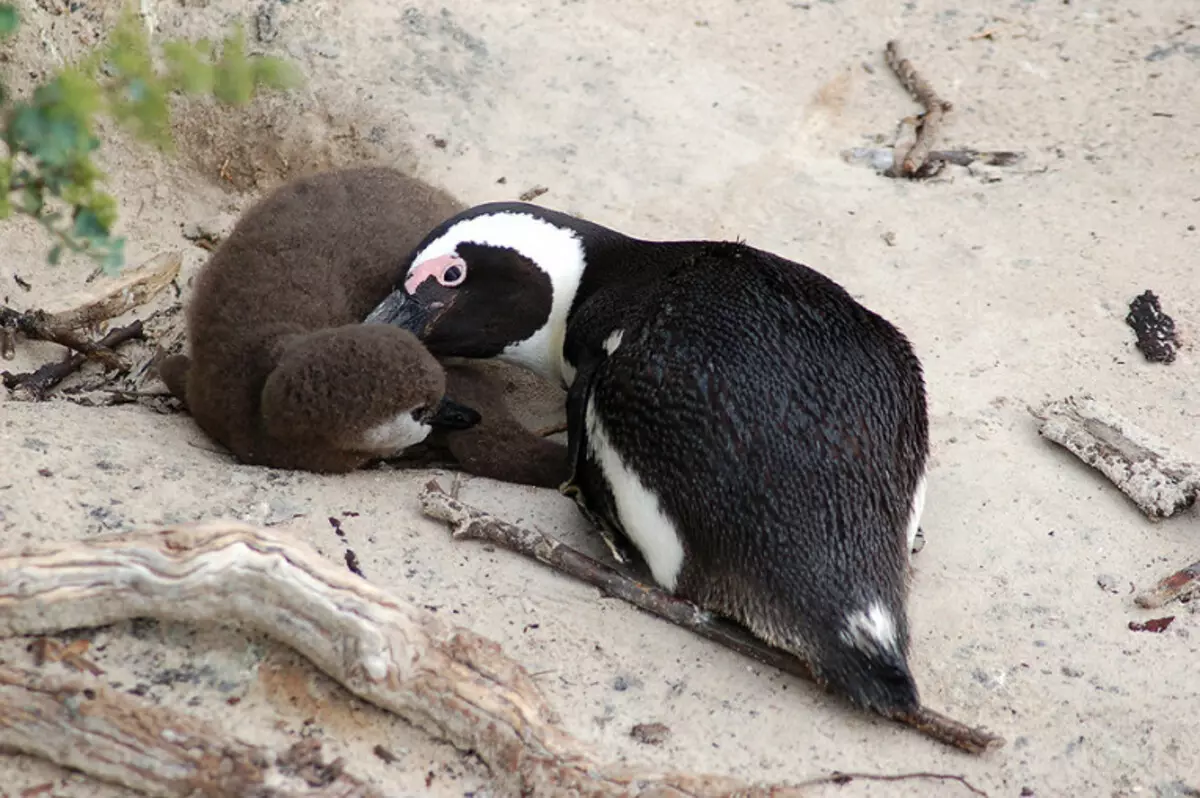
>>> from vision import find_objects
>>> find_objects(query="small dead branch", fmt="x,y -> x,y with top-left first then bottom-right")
1030,395 -> 1200,519
884,40 -> 953,178
795,770 -> 988,796
0,521 -> 834,796
2,320 -> 145,401
0,252 -> 179,365
1136,559 -> 1200,609
417,482 -> 1005,755
0,666 -> 382,798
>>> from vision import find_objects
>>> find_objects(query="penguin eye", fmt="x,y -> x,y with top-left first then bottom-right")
438,261 -> 466,287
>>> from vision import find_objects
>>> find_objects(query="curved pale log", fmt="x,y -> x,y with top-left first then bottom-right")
0,665 -> 380,798
0,521 -> 807,797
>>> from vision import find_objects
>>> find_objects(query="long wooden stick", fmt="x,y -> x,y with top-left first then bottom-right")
0,666 -> 382,798
0,521 -> 824,797
417,483 -> 1005,755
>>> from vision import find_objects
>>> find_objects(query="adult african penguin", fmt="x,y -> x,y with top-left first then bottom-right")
367,201 -> 930,717
161,169 -> 568,486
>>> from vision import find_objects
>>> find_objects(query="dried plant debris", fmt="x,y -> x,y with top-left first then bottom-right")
630,722 -> 671,746
1136,559 -> 1200,609
1030,395 -> 1200,519
1128,616 -> 1175,633
1126,290 -> 1180,364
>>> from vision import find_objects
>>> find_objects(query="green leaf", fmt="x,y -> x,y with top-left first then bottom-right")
73,206 -> 110,240
48,244 -> 63,266
0,4 -> 18,38
101,237 -> 126,275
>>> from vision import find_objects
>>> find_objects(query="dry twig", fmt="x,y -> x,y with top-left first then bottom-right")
1030,395 -> 1200,519
0,252 -> 178,365
417,482 -> 1005,755
0,521 -> 826,796
1135,559 -> 1200,609
2,320 -> 145,400
0,666 -> 382,798
884,40 -> 954,178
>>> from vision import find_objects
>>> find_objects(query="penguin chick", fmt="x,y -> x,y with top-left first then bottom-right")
162,166 -> 482,474
365,202 -> 930,717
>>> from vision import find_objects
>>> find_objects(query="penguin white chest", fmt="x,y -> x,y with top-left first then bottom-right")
584,395 -> 686,591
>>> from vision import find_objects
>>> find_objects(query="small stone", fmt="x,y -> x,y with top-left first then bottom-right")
1060,664 -> 1083,678
1096,573 -> 1122,594
255,2 -> 280,43
630,722 -> 671,745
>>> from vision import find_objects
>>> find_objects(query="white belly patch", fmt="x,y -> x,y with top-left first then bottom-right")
359,411 -> 430,455
585,396 -> 685,591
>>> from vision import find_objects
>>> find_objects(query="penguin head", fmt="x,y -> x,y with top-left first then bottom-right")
365,204 -> 588,385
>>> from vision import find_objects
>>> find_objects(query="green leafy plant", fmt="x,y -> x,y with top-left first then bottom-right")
0,3 -> 300,274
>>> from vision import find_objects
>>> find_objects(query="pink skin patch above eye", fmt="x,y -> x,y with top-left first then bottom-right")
405,254 -> 467,294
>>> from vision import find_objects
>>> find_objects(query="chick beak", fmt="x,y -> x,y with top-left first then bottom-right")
421,397 -> 481,430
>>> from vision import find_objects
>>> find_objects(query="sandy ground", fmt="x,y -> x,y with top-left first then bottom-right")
2,0 -> 1198,795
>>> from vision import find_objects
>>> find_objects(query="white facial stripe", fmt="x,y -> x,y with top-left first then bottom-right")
358,411 -> 430,455
410,211 -> 588,385
585,396 -> 685,591
905,473 -> 927,555
840,601 -> 900,656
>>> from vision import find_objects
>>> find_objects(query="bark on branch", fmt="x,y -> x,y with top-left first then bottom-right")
0,521 -> 841,797
0,666 -> 381,798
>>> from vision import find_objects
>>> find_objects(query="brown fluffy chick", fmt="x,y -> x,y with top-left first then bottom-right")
160,166 -> 566,482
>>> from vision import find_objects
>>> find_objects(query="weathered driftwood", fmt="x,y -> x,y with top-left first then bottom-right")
1136,559 -> 1200,609
418,483 -> 1005,755
47,251 -> 182,330
884,40 -> 953,178
0,665 -> 381,798
0,522 -> 830,797
1030,395 -> 1200,519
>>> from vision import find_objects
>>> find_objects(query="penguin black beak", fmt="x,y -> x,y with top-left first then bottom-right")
363,283 -> 455,338
421,396 -> 481,430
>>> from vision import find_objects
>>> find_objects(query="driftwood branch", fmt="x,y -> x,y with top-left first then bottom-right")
2,319 -> 145,400
0,666 -> 381,798
0,521 -> 848,797
1030,395 -> 1200,519
46,251 -> 182,330
884,40 -> 953,178
1136,559 -> 1200,609
417,483 -> 1005,755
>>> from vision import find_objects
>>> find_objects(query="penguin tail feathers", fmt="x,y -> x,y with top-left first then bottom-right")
814,601 -> 920,716
158,354 -> 191,406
